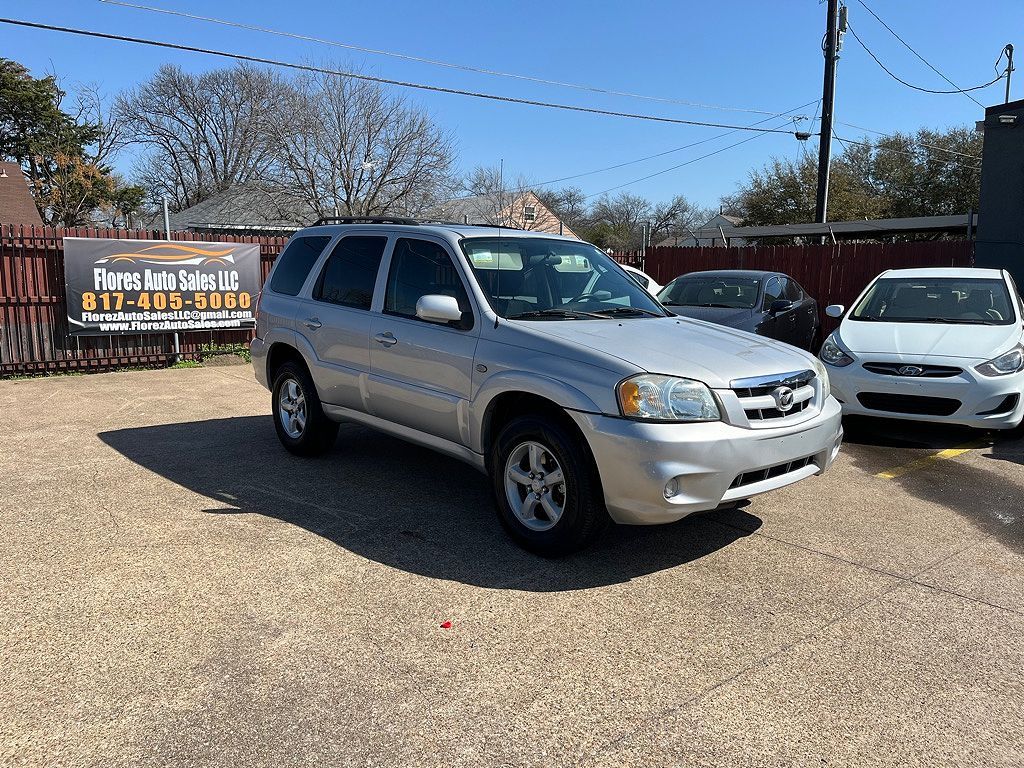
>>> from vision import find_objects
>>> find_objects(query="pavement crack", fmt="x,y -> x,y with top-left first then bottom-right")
713,518 -> 1024,618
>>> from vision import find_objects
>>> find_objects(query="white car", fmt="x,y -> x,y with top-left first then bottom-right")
621,264 -> 663,296
820,267 -> 1024,429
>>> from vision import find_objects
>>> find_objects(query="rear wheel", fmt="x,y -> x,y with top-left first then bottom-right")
491,415 -> 608,556
271,361 -> 338,456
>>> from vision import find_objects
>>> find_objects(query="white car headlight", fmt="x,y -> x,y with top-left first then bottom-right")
820,333 -> 854,367
976,343 -> 1024,377
617,374 -> 720,422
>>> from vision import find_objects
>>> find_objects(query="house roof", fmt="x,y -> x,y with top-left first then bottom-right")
0,162 -> 43,227
159,184 -> 309,233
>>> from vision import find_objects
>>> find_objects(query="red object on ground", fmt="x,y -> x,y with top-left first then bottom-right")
440,621 -> 452,629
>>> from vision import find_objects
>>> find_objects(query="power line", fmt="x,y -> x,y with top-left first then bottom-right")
452,100 -> 820,201
832,132 -> 982,170
853,0 -> 985,108
585,120 -> 795,199
97,0 -> 807,120
848,22 -> 1005,96
0,17 -> 805,135
820,119 -> 982,160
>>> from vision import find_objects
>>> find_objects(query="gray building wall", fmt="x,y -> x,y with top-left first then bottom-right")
975,98 -> 1024,289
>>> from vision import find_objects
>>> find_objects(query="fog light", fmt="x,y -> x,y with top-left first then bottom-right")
664,477 -> 681,499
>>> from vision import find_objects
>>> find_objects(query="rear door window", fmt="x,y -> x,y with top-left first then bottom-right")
270,235 -> 332,296
313,236 -> 388,310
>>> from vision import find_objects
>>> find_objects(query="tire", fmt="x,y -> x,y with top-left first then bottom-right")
271,361 -> 339,456
490,415 -> 609,556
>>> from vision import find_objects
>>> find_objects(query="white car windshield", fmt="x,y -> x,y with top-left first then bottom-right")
851,277 -> 1016,325
461,237 -> 667,320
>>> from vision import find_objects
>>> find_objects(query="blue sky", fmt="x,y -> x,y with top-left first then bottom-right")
4,0 -> 1022,208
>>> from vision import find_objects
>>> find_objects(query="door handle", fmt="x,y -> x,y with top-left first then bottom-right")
303,317 -> 322,330
374,331 -> 398,347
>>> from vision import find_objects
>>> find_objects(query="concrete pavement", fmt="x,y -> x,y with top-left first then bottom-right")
1,366 -> 1022,767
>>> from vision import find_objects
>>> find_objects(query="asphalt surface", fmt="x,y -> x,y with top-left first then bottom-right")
1,365 -> 1022,767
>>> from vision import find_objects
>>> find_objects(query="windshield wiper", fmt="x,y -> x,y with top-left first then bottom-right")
593,306 -> 664,317
922,317 -> 990,325
506,309 -> 607,320
663,302 -> 734,309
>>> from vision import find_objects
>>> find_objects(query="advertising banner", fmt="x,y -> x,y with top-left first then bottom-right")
63,237 -> 261,336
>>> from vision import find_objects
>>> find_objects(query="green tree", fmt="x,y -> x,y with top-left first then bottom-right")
0,59 -> 121,226
725,127 -> 982,229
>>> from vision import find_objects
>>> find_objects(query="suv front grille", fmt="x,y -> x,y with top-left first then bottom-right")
857,392 -> 961,416
862,362 -> 963,378
729,455 -> 816,489
730,369 -> 816,423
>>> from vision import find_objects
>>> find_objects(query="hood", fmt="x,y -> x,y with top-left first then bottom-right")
666,305 -> 756,330
837,319 -> 1022,360
528,316 -> 816,389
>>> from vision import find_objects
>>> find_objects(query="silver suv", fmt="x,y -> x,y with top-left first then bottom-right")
251,219 -> 843,555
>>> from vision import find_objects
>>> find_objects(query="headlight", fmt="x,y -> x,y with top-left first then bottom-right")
813,359 -> 831,400
976,343 -> 1024,377
617,374 -> 720,422
820,334 -> 854,367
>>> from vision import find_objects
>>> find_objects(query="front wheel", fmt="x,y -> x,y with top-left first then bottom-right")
271,361 -> 338,456
490,415 -> 609,556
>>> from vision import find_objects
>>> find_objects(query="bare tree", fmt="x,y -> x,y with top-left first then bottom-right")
534,186 -> 588,233
267,69 -> 457,220
586,191 -> 709,250
453,165 -> 546,229
114,64 -> 285,210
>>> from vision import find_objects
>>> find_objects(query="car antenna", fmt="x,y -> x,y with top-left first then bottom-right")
494,158 -> 503,329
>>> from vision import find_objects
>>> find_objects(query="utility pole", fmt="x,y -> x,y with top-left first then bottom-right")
1005,44 -> 1015,103
815,0 -> 842,224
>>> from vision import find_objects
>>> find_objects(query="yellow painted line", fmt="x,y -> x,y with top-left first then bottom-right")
875,440 -> 990,480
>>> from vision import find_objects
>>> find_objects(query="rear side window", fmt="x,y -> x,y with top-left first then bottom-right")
385,238 -> 473,328
269,235 -> 331,296
784,279 -> 804,302
763,277 -> 784,308
314,236 -> 388,310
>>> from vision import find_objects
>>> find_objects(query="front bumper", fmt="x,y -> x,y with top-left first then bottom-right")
828,358 -> 1024,430
569,396 -> 844,525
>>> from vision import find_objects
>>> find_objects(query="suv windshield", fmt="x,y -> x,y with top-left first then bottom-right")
658,276 -> 760,309
851,277 -> 1016,325
461,237 -> 667,319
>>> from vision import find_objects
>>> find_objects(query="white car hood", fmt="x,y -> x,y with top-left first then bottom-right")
531,316 -> 817,389
837,319 -> 1021,360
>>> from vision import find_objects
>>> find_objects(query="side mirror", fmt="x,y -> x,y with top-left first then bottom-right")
825,304 -> 845,319
416,294 -> 463,324
769,299 -> 793,315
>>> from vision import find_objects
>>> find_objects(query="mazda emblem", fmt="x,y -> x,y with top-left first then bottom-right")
773,386 -> 796,412
898,365 -> 924,377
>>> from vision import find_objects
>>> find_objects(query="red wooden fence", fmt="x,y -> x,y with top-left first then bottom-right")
0,225 -> 287,376
618,240 -> 974,334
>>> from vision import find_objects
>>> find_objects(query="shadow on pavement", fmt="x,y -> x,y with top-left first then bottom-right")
99,416 -> 762,591
841,415 -> 986,450
840,415 -> 1024,551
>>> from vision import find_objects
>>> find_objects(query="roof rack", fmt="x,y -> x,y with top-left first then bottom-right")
311,216 -> 420,226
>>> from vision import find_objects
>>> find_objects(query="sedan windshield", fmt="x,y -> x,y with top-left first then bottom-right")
658,276 -> 760,309
851,277 -> 1016,325
461,238 -> 667,320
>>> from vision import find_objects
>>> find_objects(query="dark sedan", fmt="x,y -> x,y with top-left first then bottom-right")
657,269 -> 819,350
